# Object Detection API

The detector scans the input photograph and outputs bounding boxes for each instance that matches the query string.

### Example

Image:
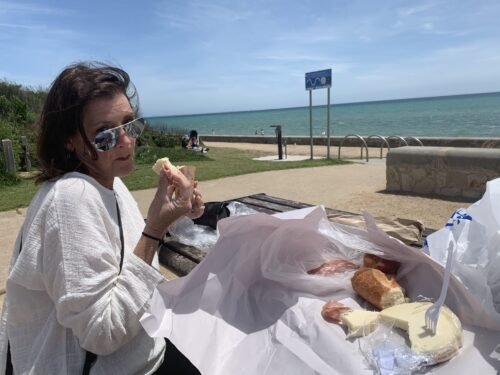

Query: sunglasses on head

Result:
[93,117,145,152]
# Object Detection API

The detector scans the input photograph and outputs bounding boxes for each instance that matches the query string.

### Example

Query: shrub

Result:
[0,168,20,186]
[135,145,209,165]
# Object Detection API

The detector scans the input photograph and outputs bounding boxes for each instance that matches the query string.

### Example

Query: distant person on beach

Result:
[188,129,199,148]
[185,129,209,153]
[0,62,204,374]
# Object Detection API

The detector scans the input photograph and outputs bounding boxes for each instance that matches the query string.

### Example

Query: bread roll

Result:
[152,157,176,175]
[152,157,197,200]
[152,157,196,181]
[351,267,405,309]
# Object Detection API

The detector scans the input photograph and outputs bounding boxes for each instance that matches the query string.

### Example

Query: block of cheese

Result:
[379,302,463,363]
[340,310,380,338]
[351,267,406,309]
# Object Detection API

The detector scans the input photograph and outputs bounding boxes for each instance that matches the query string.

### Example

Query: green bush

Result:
[152,133,181,148]
[138,125,187,149]
[0,95,11,117]
[0,169,20,186]
[0,80,45,178]
[10,96,29,122]
[0,80,46,125]
[135,145,210,165]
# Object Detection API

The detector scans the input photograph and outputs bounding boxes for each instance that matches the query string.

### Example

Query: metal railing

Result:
[406,136,424,146]
[387,135,408,147]
[366,135,390,159]
[337,135,423,162]
[338,134,369,162]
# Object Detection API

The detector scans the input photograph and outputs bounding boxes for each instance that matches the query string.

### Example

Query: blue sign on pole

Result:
[305,69,332,90]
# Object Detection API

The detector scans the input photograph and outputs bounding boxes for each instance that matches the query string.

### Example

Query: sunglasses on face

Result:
[93,118,146,152]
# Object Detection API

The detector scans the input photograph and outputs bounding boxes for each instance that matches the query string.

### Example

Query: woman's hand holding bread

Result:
[145,158,204,238]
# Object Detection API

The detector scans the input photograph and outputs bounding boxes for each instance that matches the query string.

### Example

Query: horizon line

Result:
[148,91,500,119]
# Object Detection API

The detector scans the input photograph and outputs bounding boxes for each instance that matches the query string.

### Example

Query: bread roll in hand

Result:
[153,157,195,180]
[152,157,198,190]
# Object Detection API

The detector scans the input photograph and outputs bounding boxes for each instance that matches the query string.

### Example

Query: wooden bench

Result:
[159,193,433,276]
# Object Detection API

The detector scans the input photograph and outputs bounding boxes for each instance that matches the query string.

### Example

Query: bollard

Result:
[270,125,283,160]
[2,139,16,174]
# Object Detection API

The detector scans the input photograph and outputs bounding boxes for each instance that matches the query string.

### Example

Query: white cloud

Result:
[274,31,338,44]
[398,3,438,17]
[0,23,45,30]
[355,74,385,82]
[254,53,328,62]
[0,1,70,15]
[155,0,253,30]
[423,22,433,31]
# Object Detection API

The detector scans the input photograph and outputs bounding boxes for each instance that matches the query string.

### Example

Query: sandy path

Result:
[206,141,389,159]
[201,141,466,229]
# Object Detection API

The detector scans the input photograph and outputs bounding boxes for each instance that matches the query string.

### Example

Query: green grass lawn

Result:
[0,146,350,211]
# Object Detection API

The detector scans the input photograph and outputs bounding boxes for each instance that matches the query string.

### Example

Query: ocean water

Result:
[145,92,500,137]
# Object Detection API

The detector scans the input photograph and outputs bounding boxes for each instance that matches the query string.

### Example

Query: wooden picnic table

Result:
[159,193,433,276]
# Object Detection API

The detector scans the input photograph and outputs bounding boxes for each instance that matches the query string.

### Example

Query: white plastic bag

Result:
[141,206,499,374]
[168,216,219,251]
[168,202,259,252]
[424,178,500,329]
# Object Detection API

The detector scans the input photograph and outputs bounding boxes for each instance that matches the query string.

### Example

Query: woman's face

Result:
[69,93,137,189]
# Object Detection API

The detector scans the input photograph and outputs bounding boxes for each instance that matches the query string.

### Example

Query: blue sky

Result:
[1,0,499,116]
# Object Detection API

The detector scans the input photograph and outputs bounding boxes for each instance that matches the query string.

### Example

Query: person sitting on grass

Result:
[185,130,209,153]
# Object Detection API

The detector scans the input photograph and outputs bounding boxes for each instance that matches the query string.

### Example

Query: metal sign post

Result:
[305,68,332,159]
[309,90,313,159]
[327,87,330,159]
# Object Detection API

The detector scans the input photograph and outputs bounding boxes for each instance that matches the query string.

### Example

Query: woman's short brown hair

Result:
[36,62,138,183]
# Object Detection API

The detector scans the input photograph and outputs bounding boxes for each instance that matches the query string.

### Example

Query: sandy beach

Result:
[0,142,469,301]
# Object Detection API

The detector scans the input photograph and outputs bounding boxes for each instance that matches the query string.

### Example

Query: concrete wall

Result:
[386,146,500,200]
[201,135,500,148]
